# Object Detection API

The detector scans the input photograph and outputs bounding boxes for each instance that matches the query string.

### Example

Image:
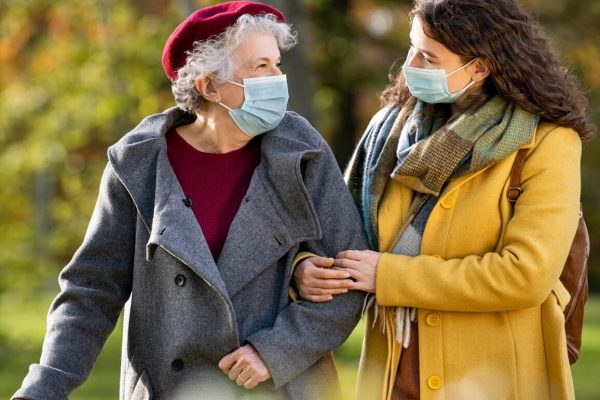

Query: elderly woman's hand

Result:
[218,344,271,389]
[333,250,381,293]
[293,256,354,302]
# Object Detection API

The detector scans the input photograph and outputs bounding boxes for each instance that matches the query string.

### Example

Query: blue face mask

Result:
[402,47,476,104]
[218,74,289,137]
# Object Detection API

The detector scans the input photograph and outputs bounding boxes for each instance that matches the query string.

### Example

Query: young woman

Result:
[293,0,595,399]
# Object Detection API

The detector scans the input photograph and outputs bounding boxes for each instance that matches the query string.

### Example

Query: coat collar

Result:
[108,107,323,297]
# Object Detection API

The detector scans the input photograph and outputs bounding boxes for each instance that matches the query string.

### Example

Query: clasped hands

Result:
[294,250,381,302]
[216,249,380,389]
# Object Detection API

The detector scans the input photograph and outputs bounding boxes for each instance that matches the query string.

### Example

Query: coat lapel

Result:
[109,107,229,296]
[214,171,292,297]
[216,131,322,297]
[146,147,229,296]
[111,108,322,300]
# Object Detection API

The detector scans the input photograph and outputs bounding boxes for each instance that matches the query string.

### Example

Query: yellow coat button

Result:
[440,193,456,209]
[427,375,443,390]
[426,313,440,327]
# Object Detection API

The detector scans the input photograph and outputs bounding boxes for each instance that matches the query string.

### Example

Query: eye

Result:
[419,51,435,65]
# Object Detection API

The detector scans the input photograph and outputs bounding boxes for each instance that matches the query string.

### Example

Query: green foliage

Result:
[0,0,177,293]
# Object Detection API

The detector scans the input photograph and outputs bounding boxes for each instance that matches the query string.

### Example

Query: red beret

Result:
[162,1,285,81]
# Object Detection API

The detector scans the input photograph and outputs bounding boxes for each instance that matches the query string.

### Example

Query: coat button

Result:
[425,313,440,327]
[174,274,186,287]
[427,375,442,390]
[440,193,456,209]
[172,359,184,371]
[183,196,192,207]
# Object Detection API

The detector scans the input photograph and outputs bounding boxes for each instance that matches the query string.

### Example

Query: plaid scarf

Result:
[345,96,538,345]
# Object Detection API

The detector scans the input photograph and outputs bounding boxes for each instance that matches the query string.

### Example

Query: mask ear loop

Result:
[226,80,244,88]
[446,57,478,93]
[458,79,477,92]
[217,100,233,112]
[213,76,245,111]
[446,57,477,77]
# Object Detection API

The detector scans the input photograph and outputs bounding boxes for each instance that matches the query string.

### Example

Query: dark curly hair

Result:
[381,0,596,140]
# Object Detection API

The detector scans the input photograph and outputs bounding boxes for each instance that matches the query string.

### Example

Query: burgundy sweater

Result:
[167,128,261,261]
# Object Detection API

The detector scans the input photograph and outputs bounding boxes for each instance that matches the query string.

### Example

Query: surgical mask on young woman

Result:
[402,47,477,104]
[218,74,289,137]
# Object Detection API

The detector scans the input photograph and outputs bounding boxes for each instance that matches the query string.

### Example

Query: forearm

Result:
[14,258,131,400]
[247,290,364,388]
[13,163,135,399]
[375,250,565,311]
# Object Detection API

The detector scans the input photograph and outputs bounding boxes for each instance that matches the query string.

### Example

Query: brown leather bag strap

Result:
[507,148,529,203]
[506,146,589,365]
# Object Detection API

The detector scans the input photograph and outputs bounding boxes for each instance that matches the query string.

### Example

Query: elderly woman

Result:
[294,0,594,399]
[12,2,366,400]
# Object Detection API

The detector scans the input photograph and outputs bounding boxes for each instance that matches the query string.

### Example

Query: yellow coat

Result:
[355,122,581,400]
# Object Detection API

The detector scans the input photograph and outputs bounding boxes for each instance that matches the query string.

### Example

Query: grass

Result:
[571,295,600,399]
[1,294,599,399]
[0,294,122,400]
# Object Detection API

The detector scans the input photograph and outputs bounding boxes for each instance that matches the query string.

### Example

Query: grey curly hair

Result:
[172,13,297,112]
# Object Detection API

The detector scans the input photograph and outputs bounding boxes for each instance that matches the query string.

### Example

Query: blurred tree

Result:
[303,0,360,164]
[264,0,315,119]
[516,0,600,290]
[0,0,178,293]
[0,0,599,295]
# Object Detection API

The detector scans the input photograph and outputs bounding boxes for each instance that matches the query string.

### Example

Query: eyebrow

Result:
[251,56,281,64]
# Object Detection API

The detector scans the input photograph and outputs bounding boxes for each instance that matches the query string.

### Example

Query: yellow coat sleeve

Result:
[375,126,582,312]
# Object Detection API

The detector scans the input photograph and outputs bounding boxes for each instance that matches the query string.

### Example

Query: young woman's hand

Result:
[333,250,381,293]
[293,256,354,302]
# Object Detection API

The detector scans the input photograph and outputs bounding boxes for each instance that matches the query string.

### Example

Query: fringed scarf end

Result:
[395,307,415,348]
[363,294,416,348]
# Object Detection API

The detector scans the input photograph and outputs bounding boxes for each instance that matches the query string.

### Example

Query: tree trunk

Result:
[262,0,315,120]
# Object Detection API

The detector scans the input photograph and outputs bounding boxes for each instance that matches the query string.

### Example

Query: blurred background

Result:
[1,0,599,398]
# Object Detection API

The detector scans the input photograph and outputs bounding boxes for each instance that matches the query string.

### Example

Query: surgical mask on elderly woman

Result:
[402,47,476,104]
[218,74,289,137]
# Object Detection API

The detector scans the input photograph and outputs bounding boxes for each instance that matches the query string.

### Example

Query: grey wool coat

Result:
[13,108,368,400]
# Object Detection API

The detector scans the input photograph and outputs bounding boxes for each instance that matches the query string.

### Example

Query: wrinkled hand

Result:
[334,250,381,293]
[293,256,354,302]
[218,344,271,389]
